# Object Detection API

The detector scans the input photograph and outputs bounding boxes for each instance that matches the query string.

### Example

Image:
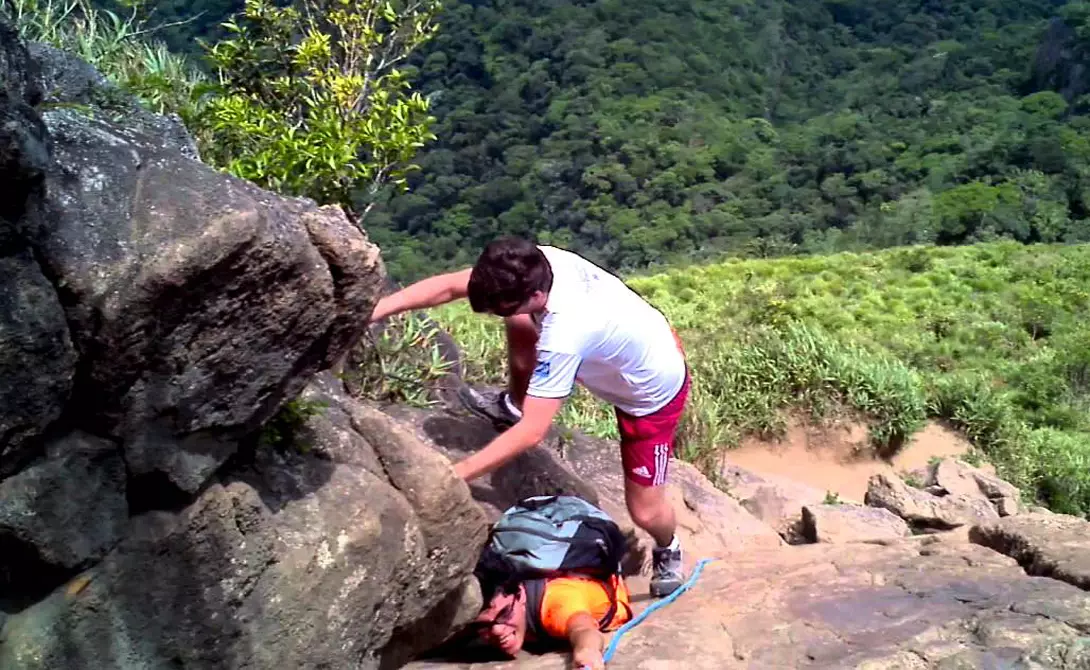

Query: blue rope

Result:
[600,558,717,664]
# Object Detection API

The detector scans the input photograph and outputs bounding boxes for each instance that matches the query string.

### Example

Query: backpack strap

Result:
[522,578,548,642]
[597,575,623,631]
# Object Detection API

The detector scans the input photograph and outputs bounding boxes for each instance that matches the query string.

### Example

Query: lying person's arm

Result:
[566,612,605,670]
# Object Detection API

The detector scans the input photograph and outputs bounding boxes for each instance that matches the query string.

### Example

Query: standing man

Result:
[370,237,690,597]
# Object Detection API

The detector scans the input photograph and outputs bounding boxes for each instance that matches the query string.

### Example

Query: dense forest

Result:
[95,0,1090,280]
[373,0,1090,279]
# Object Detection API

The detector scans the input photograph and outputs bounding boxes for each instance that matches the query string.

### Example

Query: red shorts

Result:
[616,370,691,487]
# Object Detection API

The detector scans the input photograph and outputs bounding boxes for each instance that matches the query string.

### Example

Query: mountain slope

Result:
[368,0,1090,279]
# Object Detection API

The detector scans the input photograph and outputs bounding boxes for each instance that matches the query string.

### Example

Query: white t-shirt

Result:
[525,246,686,417]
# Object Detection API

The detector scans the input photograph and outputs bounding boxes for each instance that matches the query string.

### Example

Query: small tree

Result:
[199,0,441,221]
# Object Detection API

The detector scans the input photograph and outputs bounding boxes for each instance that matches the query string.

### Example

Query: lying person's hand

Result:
[572,647,605,670]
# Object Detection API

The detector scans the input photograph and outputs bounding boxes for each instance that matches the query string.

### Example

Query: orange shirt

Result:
[538,574,633,639]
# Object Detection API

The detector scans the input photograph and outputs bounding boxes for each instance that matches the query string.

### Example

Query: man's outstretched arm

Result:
[370,268,472,321]
[453,395,564,481]
[567,612,606,670]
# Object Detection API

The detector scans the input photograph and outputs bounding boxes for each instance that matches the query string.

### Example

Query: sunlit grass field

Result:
[429,241,1090,517]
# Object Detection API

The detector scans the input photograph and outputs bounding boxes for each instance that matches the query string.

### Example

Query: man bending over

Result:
[370,237,691,597]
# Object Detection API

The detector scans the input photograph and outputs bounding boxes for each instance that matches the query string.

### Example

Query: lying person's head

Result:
[468,573,529,657]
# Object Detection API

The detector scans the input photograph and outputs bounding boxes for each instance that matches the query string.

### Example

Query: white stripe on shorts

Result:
[653,443,668,486]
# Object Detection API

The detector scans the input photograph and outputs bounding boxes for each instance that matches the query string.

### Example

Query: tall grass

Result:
[4,0,205,116]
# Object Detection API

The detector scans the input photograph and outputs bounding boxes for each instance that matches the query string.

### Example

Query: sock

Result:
[502,392,523,418]
[659,535,680,551]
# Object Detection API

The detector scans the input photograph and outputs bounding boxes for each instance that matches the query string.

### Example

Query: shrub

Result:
[347,312,454,407]
[199,0,441,217]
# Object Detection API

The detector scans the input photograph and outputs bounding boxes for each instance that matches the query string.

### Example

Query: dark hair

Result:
[474,557,523,607]
[467,237,553,315]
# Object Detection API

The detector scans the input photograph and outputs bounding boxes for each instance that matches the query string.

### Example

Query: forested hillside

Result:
[93,0,1090,280]
[372,0,1090,279]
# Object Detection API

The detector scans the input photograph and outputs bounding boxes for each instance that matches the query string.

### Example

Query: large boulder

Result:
[0,22,484,668]
[23,102,381,494]
[410,535,1090,669]
[0,21,77,477]
[0,432,127,601]
[801,503,911,544]
[970,512,1090,591]
[0,21,384,495]
[0,250,76,477]
[864,471,999,531]
[0,376,490,670]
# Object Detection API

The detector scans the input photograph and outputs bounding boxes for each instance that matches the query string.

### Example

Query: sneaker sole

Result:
[456,386,517,429]
[650,578,684,597]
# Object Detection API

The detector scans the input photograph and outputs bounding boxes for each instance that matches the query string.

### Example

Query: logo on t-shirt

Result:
[533,359,551,381]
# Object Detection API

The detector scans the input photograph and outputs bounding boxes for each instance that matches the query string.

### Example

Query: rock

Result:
[28,107,382,493]
[0,19,40,105]
[722,468,826,542]
[970,512,1090,591]
[27,41,199,160]
[379,404,602,522]
[0,431,126,601]
[0,250,77,477]
[929,458,1022,517]
[410,538,1090,669]
[801,504,911,544]
[349,402,490,557]
[0,20,49,230]
[26,41,108,105]
[1,414,487,670]
[864,472,999,531]
[718,463,772,499]
[293,372,386,475]
[0,23,75,476]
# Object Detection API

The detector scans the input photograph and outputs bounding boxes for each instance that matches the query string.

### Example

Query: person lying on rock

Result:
[371,236,691,598]
[469,561,634,669]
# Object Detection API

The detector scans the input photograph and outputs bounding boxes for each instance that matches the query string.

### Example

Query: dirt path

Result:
[721,420,973,502]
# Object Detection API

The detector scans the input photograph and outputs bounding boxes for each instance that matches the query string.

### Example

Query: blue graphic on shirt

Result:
[533,359,551,381]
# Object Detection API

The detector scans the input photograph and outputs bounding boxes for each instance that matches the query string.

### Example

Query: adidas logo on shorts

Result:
[630,465,652,479]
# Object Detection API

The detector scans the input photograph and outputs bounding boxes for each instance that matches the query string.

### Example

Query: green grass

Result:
[5,0,206,118]
[433,241,1090,517]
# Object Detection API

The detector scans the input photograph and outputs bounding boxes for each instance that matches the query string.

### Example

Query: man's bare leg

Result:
[623,477,678,548]
[504,314,538,410]
[624,475,684,597]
